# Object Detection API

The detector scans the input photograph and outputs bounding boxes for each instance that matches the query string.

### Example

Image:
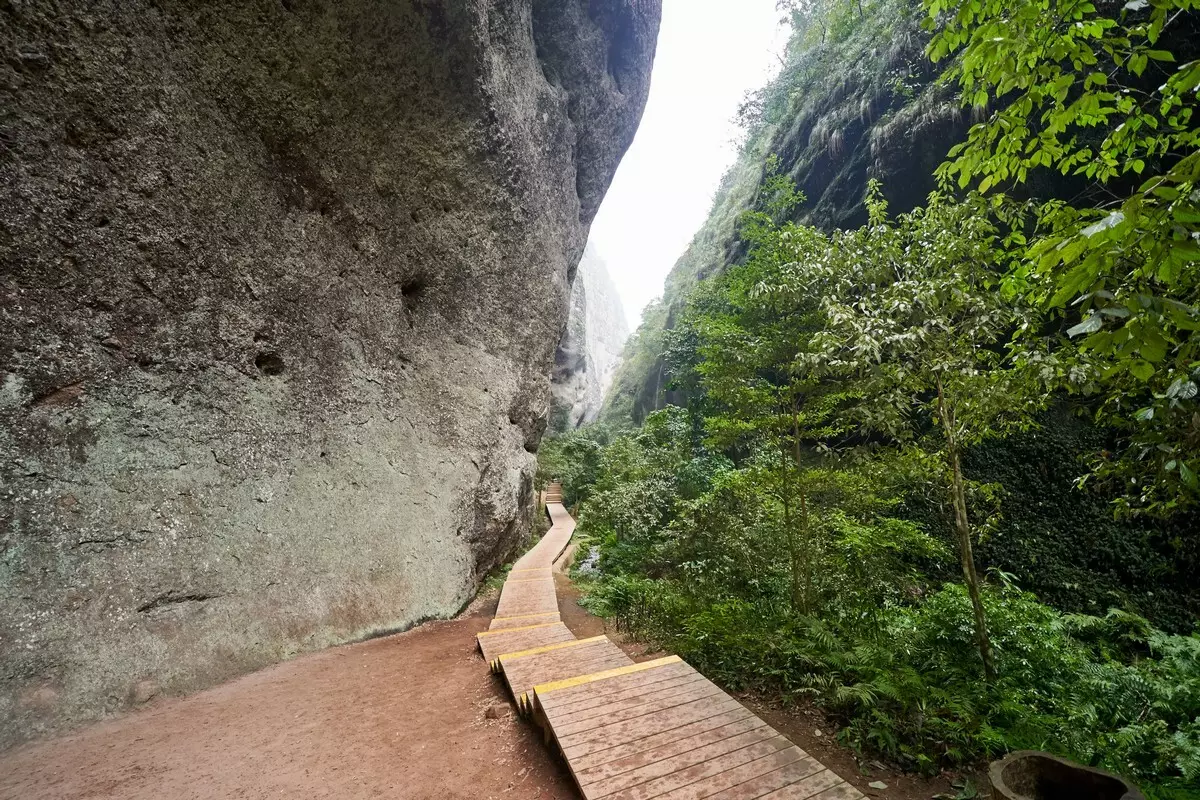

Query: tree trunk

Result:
[780,440,803,613]
[937,378,996,681]
[799,490,812,613]
[792,407,813,614]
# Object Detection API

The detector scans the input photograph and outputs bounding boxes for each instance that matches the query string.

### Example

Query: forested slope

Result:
[604,0,960,424]
[558,0,1200,793]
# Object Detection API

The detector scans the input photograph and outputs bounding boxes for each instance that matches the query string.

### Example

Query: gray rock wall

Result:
[0,0,659,748]
[551,244,630,430]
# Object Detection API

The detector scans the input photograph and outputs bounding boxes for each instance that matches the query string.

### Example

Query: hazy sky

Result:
[588,0,789,331]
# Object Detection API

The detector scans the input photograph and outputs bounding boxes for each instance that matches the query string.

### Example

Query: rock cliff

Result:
[604,5,958,423]
[0,0,659,747]
[550,244,629,431]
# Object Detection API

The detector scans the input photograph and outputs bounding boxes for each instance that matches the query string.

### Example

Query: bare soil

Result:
[735,695,980,800]
[0,591,576,800]
[1,558,978,800]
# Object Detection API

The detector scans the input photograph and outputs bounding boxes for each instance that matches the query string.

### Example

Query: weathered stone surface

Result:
[551,243,629,431]
[0,0,659,748]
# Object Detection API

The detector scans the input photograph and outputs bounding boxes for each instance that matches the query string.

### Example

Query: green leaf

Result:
[1180,461,1199,491]
[1128,360,1155,381]
[1067,315,1104,337]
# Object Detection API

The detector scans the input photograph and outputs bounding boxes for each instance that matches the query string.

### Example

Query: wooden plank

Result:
[698,755,828,800]
[539,660,696,707]
[494,604,560,619]
[496,638,620,681]
[578,725,780,798]
[650,749,819,800]
[505,647,635,710]
[559,695,746,753]
[535,657,688,708]
[499,635,609,664]
[552,682,727,738]
[495,596,559,616]
[489,612,561,631]
[477,623,576,664]
[546,671,707,719]
[592,735,793,800]
[496,582,556,601]
[499,578,556,592]
[482,500,861,800]
[492,610,560,620]
[477,621,562,637]
[806,782,865,800]
[548,673,714,724]
[567,707,757,773]
[496,593,558,609]
[480,629,576,664]
[499,579,546,592]
[755,769,845,800]
[573,716,770,785]
[507,649,635,699]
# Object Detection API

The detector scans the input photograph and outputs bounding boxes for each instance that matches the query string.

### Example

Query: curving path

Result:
[481,484,867,800]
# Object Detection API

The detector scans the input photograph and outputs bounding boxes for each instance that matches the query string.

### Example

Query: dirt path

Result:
[1,567,966,800]
[0,595,577,800]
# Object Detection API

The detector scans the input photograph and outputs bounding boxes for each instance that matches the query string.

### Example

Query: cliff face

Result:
[550,244,630,431]
[604,3,959,424]
[0,0,660,747]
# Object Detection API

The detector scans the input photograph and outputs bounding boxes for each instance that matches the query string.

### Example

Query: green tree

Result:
[927,0,1200,512]
[687,167,851,612]
[809,188,1049,678]
[536,426,615,507]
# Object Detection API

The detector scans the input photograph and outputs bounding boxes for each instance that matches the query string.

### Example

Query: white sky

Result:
[588,0,790,331]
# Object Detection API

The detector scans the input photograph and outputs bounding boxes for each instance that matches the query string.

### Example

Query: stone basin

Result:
[989,751,1144,800]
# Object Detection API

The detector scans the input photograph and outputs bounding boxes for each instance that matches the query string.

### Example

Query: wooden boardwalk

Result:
[477,484,865,800]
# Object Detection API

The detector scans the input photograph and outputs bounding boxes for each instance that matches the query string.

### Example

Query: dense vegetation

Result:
[545,0,1200,794]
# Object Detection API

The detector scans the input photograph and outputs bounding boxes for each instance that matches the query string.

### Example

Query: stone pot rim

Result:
[988,750,1145,800]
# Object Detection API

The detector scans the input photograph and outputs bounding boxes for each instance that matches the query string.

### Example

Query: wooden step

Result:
[479,495,862,800]
[476,621,576,665]
[496,635,633,714]
[489,611,561,631]
[531,659,865,800]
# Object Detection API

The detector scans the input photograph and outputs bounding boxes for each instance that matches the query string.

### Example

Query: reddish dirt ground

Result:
[0,592,576,800]
[1,558,977,800]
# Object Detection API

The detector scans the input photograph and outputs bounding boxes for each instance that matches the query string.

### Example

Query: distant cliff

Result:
[551,244,630,431]
[0,0,660,748]
[604,1,958,423]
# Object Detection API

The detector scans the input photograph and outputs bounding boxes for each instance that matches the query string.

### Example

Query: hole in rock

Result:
[401,276,427,309]
[255,352,286,376]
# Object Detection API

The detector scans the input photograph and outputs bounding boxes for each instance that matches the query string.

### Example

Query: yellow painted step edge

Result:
[497,634,609,664]
[477,622,563,637]
[492,611,560,622]
[533,655,684,696]
[504,577,554,584]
